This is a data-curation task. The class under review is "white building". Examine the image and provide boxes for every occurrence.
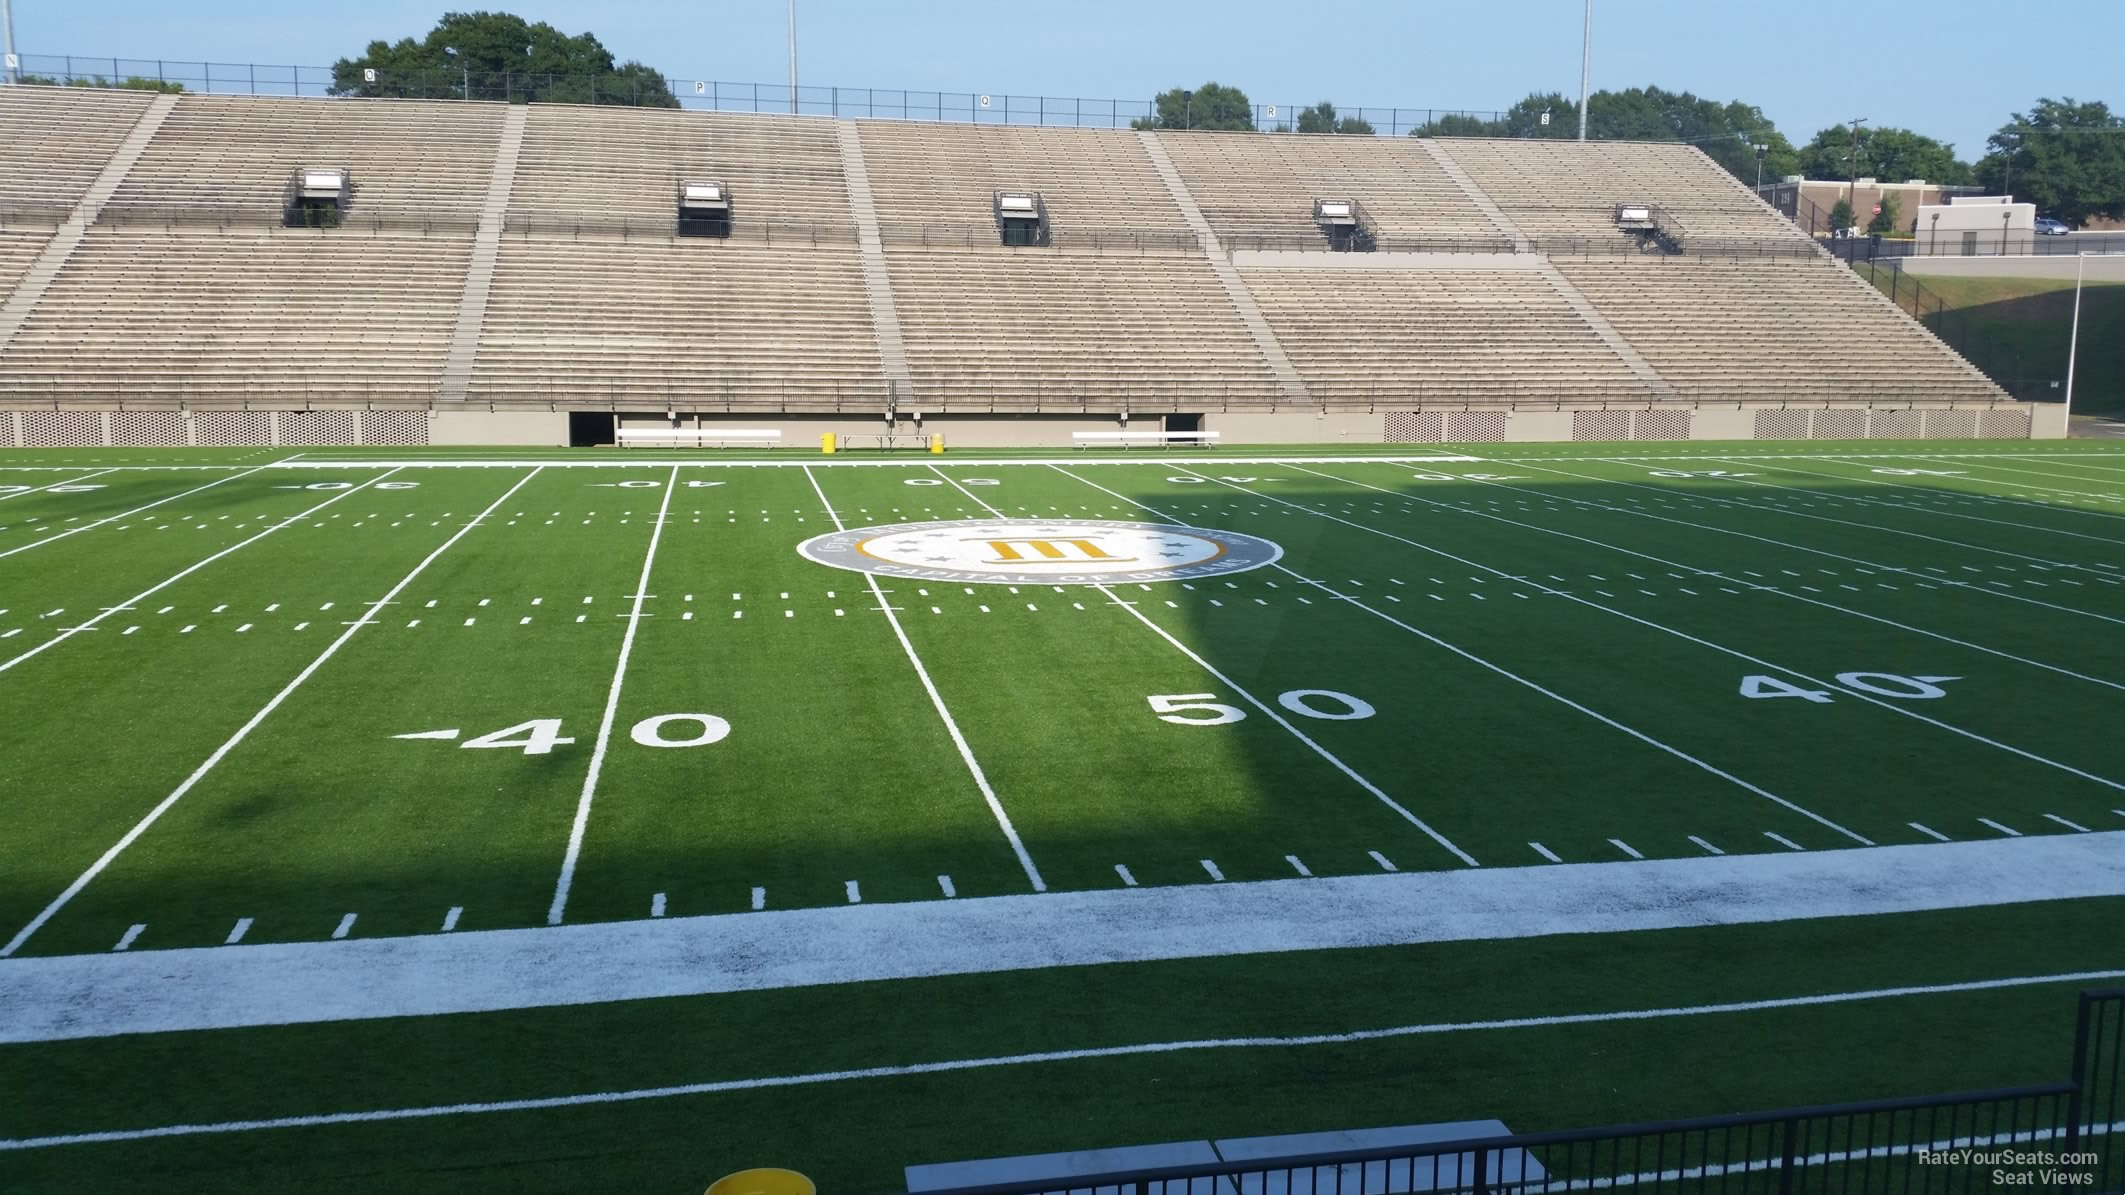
[1916,196,2035,255]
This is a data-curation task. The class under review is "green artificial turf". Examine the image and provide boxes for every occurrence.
[3,440,2123,1187]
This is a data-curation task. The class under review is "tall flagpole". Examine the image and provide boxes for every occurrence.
[2064,252,2086,423]
[786,0,799,115]
[2,0,18,86]
[1581,0,1598,139]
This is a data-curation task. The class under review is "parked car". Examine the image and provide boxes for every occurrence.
[2036,217,2072,236]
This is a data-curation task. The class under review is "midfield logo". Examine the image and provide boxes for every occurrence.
[797,519,1282,586]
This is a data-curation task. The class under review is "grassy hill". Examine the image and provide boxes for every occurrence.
[1868,271,2125,415]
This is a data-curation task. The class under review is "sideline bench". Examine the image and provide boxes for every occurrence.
[1071,430,1221,450]
[616,428,781,449]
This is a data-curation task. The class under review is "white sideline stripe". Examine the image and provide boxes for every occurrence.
[0,468,541,959]
[7,832,2115,1045]
[1299,463,2125,697]
[0,468,117,501]
[0,471,397,676]
[0,466,266,560]
[6,966,2124,1151]
[545,465,680,926]
[1266,465,2125,805]
[1063,464,1861,849]
[804,465,1046,893]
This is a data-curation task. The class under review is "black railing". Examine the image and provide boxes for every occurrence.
[1847,257,2066,402]
[4,54,1506,134]
[918,991,2123,1195]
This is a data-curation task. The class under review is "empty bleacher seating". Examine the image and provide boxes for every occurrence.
[886,247,1279,409]
[857,121,1190,244]
[1439,138,1796,247]
[1161,132,1508,248]
[510,106,853,234]
[0,85,156,211]
[103,93,503,220]
[469,237,883,406]
[1244,267,1653,402]
[1553,256,2000,401]
[0,226,471,400]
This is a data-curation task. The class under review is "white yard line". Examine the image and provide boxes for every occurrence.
[1177,465,2125,801]
[0,467,119,502]
[1,832,2119,1046]
[803,465,1046,893]
[1514,460,2125,629]
[0,468,541,959]
[546,465,680,926]
[1704,457,2125,539]
[0,470,402,676]
[1282,463,2125,696]
[0,466,269,560]
[1056,465,1866,846]
[1929,457,2125,506]
[1094,577,1481,867]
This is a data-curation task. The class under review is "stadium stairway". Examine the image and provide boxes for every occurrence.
[1136,130,1311,407]
[834,121,917,409]
[0,93,178,357]
[438,104,529,404]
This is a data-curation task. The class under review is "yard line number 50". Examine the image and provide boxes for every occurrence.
[1148,689,1375,725]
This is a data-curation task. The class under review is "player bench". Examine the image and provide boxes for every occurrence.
[616,428,782,449]
[1071,430,1221,450]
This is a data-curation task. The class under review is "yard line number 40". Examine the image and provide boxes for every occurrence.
[1740,673,1960,703]
[402,714,731,755]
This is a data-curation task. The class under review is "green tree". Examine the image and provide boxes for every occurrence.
[1868,192,1901,235]
[1131,82,1255,132]
[1796,125,1972,184]
[329,11,677,107]
[19,74,186,92]
[1294,101,1375,136]
[1409,87,1798,185]
[1828,197,1856,235]
[1975,97,2125,224]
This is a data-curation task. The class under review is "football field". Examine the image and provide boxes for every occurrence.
[3,440,2124,1188]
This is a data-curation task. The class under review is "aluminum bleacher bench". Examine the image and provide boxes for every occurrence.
[1071,431,1221,450]
[615,428,781,448]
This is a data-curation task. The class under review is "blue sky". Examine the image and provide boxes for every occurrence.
[8,0,2119,166]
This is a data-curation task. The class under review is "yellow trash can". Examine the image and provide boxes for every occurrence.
[929,433,944,454]
[706,1168,815,1195]
[821,432,837,454]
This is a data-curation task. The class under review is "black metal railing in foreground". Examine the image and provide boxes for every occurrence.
[919,990,2124,1195]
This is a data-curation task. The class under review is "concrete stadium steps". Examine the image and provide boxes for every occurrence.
[0,231,59,297]
[102,93,505,219]
[0,85,158,209]
[856,120,1190,240]
[508,106,854,231]
[884,246,1282,410]
[1553,256,2007,401]
[466,237,885,406]
[1436,138,1798,245]
[1242,266,1657,403]
[1158,131,1508,247]
[0,226,471,400]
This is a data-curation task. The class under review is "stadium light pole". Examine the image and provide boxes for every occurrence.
[1576,0,1591,141]
[2064,252,2087,422]
[2,0,16,86]
[786,0,798,115]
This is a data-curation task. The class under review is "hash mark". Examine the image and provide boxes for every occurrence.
[1200,859,1225,882]
[2043,813,2091,833]
[1285,855,1313,878]
[331,913,358,940]
[1978,818,2022,838]
[845,880,862,904]
[1114,864,1138,887]
[1529,842,1562,863]
[113,924,146,952]
[751,887,766,911]
[650,893,667,918]
[1764,832,1807,852]
[937,875,957,898]
[1688,836,1724,856]
[1368,850,1397,872]
[224,917,252,945]
[1608,838,1644,860]
[441,907,462,932]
